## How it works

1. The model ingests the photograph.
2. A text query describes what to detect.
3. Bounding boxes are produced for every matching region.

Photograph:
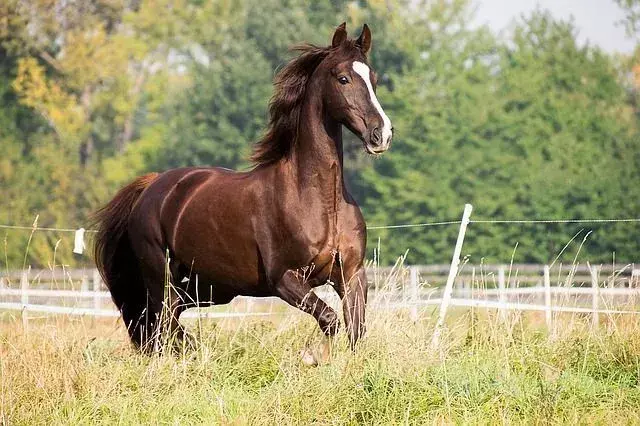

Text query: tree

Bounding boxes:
[358,8,640,265]
[0,0,638,268]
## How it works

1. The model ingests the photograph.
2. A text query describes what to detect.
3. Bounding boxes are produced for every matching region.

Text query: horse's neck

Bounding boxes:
[285,90,345,195]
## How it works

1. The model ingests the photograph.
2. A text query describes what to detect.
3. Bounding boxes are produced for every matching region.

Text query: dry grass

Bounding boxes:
[2,304,640,425]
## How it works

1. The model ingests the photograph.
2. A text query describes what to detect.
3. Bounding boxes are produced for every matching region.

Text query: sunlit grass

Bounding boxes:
[2,232,639,424]
[2,304,640,424]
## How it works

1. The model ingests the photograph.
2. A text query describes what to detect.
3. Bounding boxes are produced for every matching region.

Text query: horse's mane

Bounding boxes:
[250,43,333,166]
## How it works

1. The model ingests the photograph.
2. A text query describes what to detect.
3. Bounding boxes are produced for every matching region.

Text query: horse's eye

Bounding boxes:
[338,76,349,85]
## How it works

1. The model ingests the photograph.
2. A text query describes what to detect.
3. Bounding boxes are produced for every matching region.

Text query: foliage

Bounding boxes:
[1,0,639,267]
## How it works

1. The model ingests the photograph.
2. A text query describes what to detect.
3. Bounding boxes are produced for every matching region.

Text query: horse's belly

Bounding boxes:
[170,204,264,297]
[156,169,264,294]
[174,228,262,286]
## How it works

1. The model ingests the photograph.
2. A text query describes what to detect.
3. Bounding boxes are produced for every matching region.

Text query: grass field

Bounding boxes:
[2,304,640,425]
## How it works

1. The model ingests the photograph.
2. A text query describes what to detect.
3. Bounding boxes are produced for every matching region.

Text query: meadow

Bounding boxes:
[2,304,640,425]
[3,1,640,423]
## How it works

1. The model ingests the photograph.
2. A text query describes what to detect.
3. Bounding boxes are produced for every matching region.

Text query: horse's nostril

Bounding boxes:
[371,127,381,145]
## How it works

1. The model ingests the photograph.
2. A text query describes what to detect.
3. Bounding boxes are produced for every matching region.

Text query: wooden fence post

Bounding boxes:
[544,265,552,330]
[431,204,473,349]
[410,266,418,322]
[590,265,600,328]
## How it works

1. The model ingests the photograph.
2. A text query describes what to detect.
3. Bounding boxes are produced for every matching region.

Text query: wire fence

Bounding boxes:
[2,214,639,257]
[2,217,640,233]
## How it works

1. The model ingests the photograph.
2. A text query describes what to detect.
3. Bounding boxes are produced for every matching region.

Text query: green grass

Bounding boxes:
[2,307,640,425]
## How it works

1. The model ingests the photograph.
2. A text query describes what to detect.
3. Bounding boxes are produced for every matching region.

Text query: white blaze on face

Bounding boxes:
[352,61,392,146]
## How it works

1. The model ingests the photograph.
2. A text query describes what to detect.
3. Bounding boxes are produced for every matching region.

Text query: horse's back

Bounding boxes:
[127,166,248,246]
[135,166,265,291]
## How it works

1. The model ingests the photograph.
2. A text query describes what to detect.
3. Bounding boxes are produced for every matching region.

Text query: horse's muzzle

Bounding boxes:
[365,126,392,154]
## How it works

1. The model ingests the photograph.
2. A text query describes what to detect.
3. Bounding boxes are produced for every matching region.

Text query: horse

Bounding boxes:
[93,22,393,353]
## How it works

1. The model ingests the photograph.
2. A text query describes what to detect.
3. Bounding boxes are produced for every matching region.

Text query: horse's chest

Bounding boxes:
[301,210,366,283]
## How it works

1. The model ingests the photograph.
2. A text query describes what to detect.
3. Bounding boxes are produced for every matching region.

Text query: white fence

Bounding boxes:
[1,204,639,336]
[1,263,639,330]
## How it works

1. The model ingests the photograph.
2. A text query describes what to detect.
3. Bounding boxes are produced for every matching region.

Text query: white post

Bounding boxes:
[544,265,552,330]
[471,267,476,299]
[92,269,102,311]
[590,265,600,328]
[410,266,418,322]
[81,273,89,292]
[632,269,640,307]
[498,266,506,322]
[431,204,473,349]
[609,271,615,289]
[21,267,29,329]
[631,269,639,288]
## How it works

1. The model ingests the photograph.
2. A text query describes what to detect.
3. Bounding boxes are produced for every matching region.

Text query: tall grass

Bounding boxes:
[2,234,640,424]
[2,304,640,424]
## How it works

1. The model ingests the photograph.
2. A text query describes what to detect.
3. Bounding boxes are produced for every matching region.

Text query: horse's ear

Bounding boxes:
[355,24,372,54]
[332,22,348,47]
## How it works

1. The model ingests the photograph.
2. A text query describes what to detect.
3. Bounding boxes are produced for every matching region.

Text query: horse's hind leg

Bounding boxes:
[133,244,187,352]
[131,253,164,352]
[166,282,198,352]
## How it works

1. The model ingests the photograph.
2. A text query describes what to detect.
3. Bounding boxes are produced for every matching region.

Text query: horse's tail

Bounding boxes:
[93,173,159,348]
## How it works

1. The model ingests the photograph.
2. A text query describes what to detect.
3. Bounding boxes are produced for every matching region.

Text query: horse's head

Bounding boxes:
[318,23,393,155]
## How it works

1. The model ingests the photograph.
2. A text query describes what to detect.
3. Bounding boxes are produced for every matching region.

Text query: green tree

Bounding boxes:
[360,8,640,265]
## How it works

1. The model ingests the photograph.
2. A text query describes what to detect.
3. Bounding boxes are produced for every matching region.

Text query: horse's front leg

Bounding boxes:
[274,270,340,336]
[335,266,368,350]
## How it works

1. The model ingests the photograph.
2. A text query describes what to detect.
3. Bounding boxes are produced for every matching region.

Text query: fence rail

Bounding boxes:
[2,204,639,334]
[2,263,638,288]
[2,264,639,329]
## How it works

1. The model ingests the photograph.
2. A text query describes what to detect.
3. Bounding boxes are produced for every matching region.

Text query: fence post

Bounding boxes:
[246,296,254,313]
[632,269,640,307]
[431,204,473,350]
[81,273,89,292]
[590,265,600,327]
[92,269,102,311]
[544,265,552,331]
[632,269,639,288]
[471,267,476,299]
[21,267,30,330]
[410,266,418,322]
[498,266,506,322]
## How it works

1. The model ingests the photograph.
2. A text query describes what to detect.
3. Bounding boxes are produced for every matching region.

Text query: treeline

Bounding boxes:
[1,0,639,267]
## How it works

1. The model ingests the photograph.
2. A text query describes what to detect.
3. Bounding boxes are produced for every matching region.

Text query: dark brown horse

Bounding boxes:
[94,23,393,352]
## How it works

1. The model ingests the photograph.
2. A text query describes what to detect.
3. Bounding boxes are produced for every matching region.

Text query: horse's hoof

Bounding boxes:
[172,331,198,354]
[317,337,331,362]
[300,348,318,366]
[183,331,198,349]
[300,337,331,366]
